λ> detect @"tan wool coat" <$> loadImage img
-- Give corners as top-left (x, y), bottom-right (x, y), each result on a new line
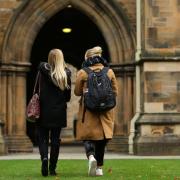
top-left (74, 63), bottom-right (118, 140)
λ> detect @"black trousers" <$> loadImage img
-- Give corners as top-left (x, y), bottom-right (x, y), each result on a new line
top-left (38, 127), bottom-right (61, 170)
top-left (83, 140), bottom-right (108, 166)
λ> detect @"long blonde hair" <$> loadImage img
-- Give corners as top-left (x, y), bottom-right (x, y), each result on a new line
top-left (48, 49), bottom-right (69, 90)
top-left (85, 46), bottom-right (102, 60)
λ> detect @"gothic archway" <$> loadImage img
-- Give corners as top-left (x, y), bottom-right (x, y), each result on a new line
top-left (2, 0), bottom-right (135, 64)
top-left (27, 7), bottom-right (110, 144)
top-left (1, 0), bottom-right (135, 152)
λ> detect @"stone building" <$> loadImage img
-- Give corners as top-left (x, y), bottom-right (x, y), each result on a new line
top-left (0, 0), bottom-right (180, 155)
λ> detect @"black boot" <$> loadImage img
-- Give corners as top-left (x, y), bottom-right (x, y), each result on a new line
top-left (49, 160), bottom-right (57, 176)
top-left (49, 146), bottom-right (59, 176)
top-left (41, 158), bottom-right (48, 176)
top-left (49, 169), bottom-right (57, 176)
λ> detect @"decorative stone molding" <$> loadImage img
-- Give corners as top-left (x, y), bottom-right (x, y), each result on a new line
top-left (2, 0), bottom-right (135, 64)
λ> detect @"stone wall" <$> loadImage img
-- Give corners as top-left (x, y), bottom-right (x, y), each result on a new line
top-left (144, 62), bottom-right (180, 113)
top-left (134, 0), bottom-right (180, 155)
top-left (137, 62), bottom-right (180, 155)
top-left (116, 0), bottom-right (136, 29)
top-left (143, 0), bottom-right (180, 55)
top-left (0, 0), bottom-right (22, 57)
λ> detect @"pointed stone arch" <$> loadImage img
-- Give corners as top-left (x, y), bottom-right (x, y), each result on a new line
top-left (1, 0), bottom-right (135, 152)
top-left (2, 0), bottom-right (135, 64)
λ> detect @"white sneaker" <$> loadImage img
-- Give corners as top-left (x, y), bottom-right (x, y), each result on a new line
top-left (96, 168), bottom-right (103, 176)
top-left (88, 155), bottom-right (97, 176)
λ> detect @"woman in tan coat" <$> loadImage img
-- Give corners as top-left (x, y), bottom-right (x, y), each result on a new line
top-left (74, 46), bottom-right (118, 177)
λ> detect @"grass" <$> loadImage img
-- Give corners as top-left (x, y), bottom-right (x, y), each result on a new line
top-left (0, 159), bottom-right (180, 180)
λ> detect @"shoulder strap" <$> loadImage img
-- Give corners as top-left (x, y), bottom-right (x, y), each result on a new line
top-left (101, 67), bottom-right (109, 74)
top-left (33, 71), bottom-right (41, 95)
top-left (83, 67), bottom-right (93, 74)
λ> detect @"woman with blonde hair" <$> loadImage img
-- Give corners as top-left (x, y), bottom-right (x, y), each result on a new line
top-left (74, 46), bottom-right (118, 176)
top-left (37, 49), bottom-right (71, 176)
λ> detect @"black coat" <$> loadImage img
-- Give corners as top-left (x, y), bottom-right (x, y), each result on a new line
top-left (38, 62), bottom-right (71, 128)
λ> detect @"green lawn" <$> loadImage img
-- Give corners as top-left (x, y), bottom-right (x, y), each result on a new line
top-left (0, 159), bottom-right (180, 180)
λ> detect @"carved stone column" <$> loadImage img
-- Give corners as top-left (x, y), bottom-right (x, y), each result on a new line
top-left (61, 64), bottom-right (79, 143)
top-left (0, 62), bottom-right (33, 153)
top-left (0, 120), bottom-right (6, 155)
top-left (107, 64), bottom-right (135, 153)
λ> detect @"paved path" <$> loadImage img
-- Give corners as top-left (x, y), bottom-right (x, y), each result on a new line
top-left (1, 146), bottom-right (180, 160)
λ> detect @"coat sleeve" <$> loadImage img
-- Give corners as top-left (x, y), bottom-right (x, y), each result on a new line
top-left (74, 69), bottom-right (86, 96)
top-left (109, 69), bottom-right (118, 96)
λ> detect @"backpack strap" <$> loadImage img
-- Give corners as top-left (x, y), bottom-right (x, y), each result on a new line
top-left (83, 67), bottom-right (93, 74)
top-left (33, 71), bottom-right (41, 95)
top-left (101, 67), bottom-right (109, 74)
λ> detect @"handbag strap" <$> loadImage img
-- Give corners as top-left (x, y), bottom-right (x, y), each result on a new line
top-left (33, 71), bottom-right (41, 95)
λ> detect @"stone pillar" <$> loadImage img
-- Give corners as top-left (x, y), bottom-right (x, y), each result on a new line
top-left (61, 64), bottom-right (79, 143)
top-left (107, 64), bottom-right (135, 153)
top-left (0, 63), bottom-right (33, 153)
top-left (0, 120), bottom-right (6, 155)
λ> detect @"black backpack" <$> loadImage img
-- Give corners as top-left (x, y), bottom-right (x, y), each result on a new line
top-left (83, 67), bottom-right (116, 112)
